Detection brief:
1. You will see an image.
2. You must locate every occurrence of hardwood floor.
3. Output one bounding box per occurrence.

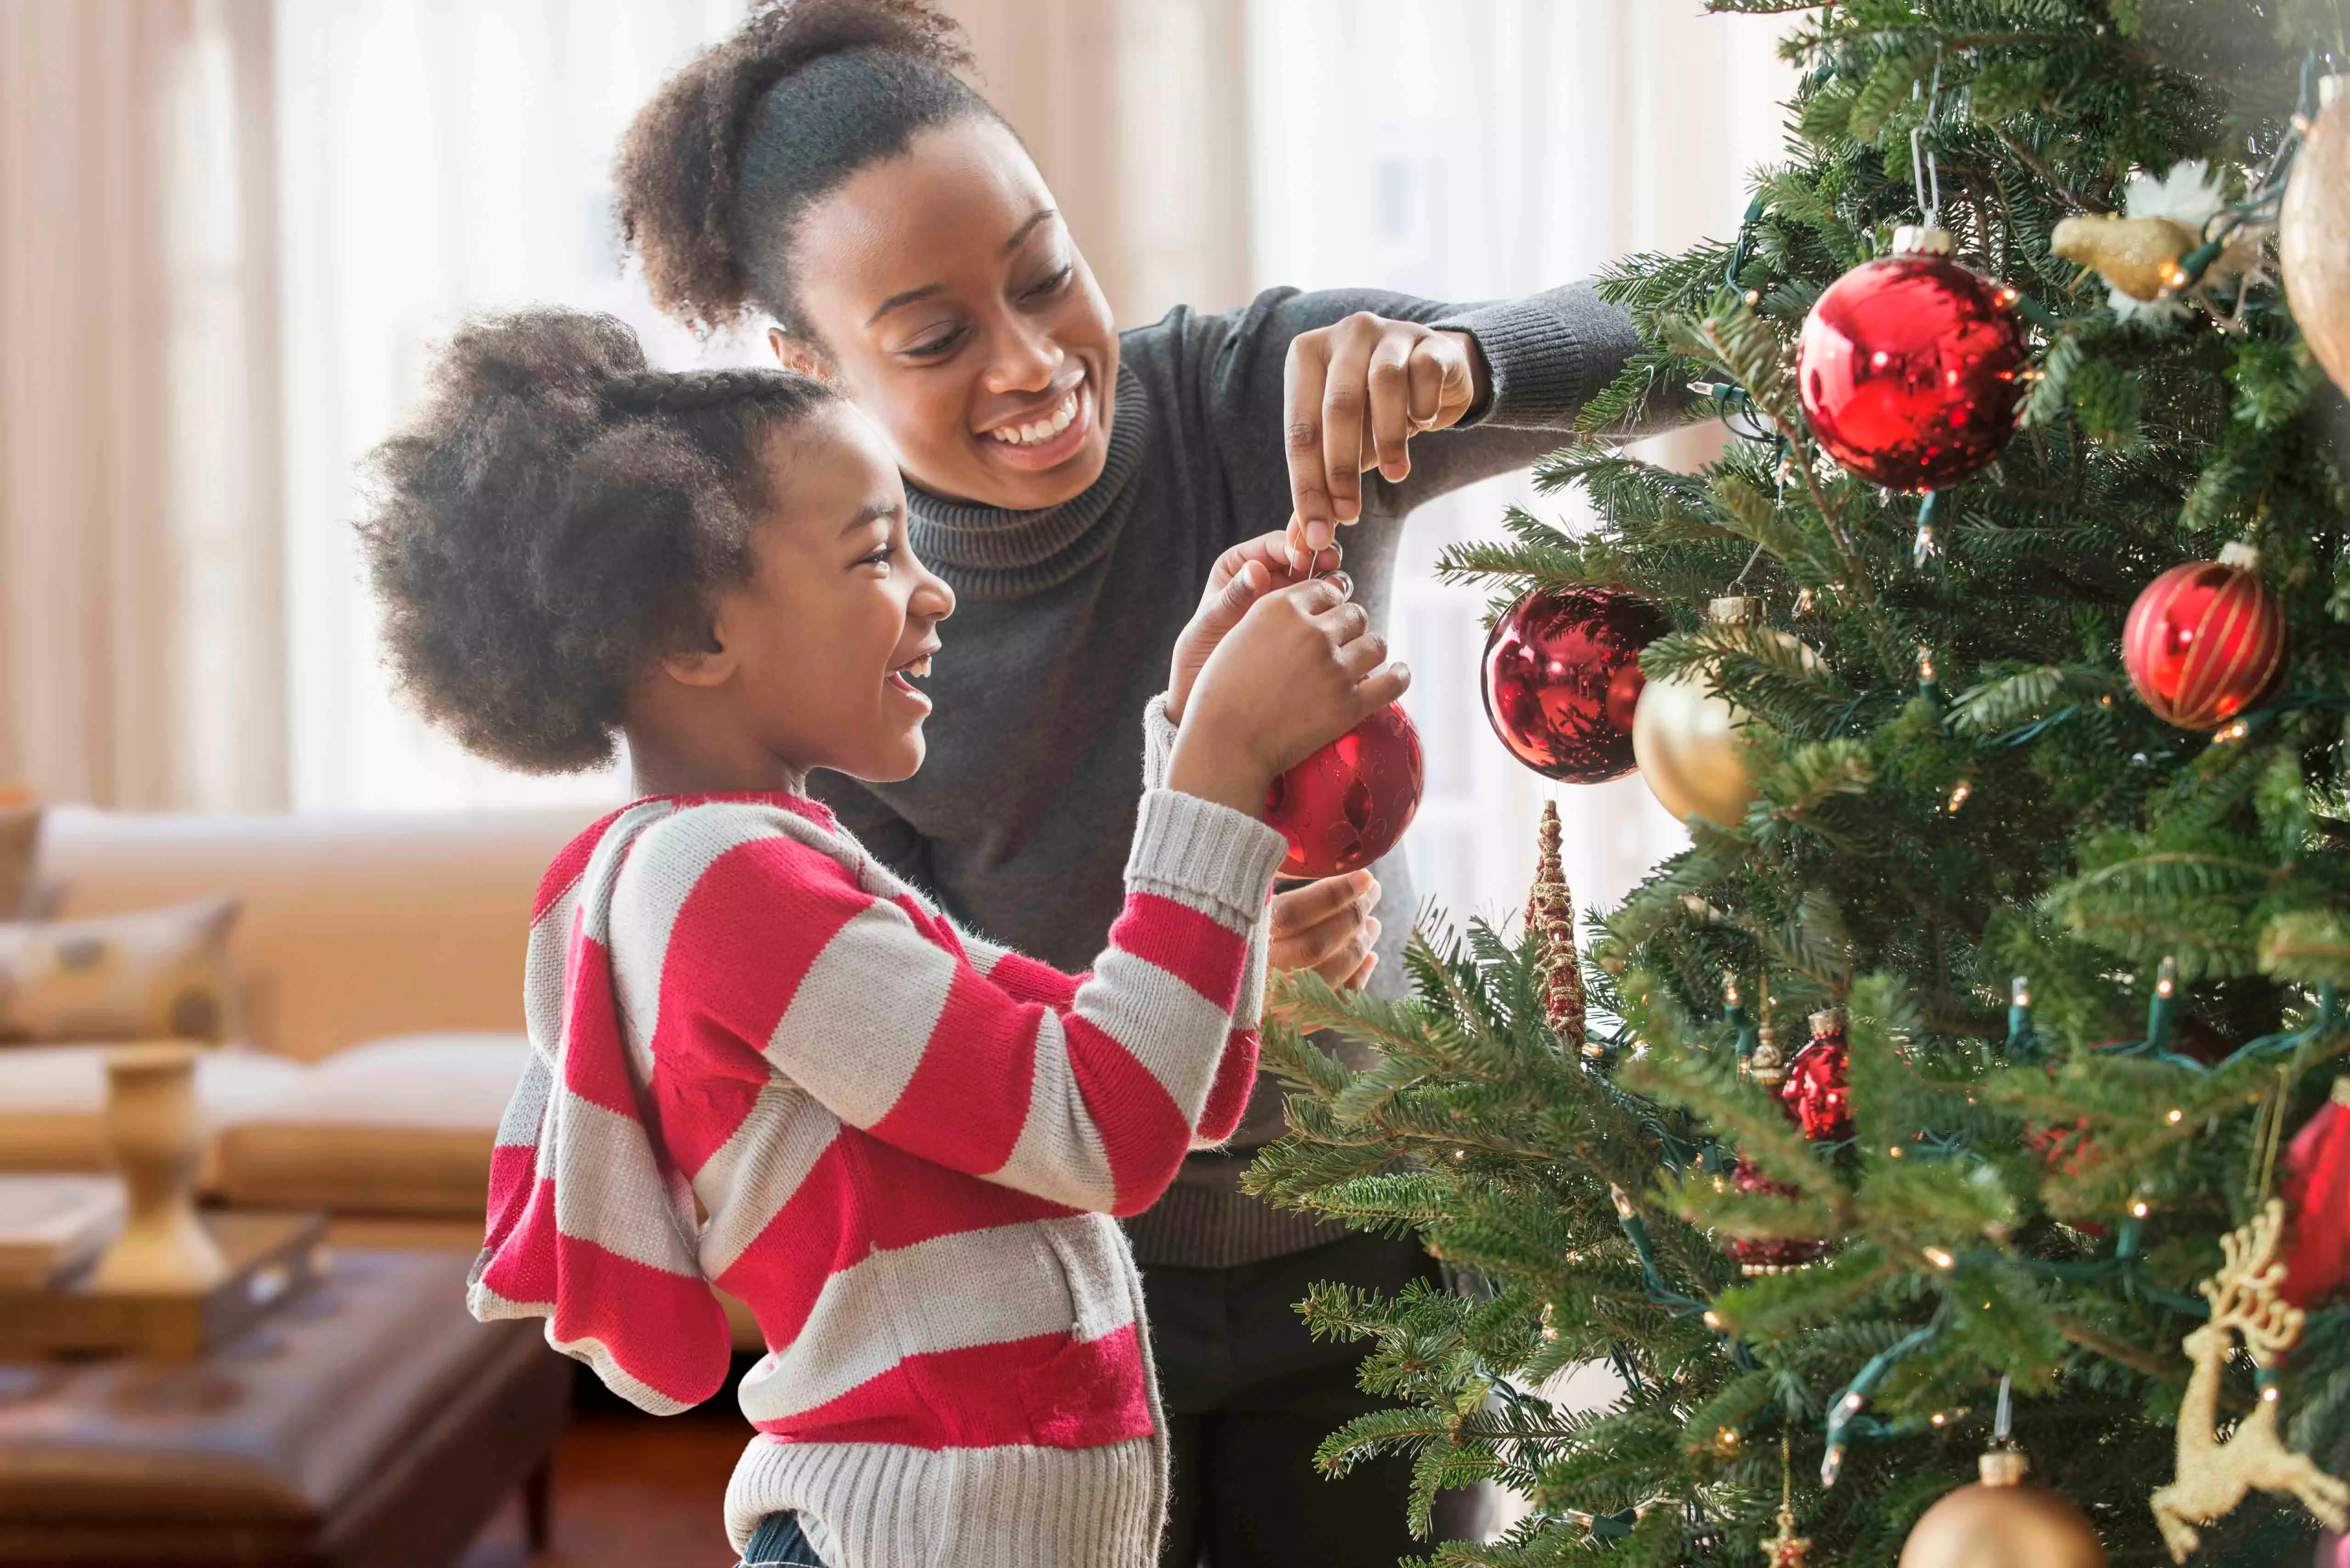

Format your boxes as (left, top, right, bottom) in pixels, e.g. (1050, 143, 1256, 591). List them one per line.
(460, 1391, 754, 1568)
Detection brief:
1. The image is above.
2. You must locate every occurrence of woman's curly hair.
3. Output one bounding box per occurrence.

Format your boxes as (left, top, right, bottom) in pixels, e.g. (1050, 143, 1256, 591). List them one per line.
(615, 0, 995, 339)
(356, 310, 836, 773)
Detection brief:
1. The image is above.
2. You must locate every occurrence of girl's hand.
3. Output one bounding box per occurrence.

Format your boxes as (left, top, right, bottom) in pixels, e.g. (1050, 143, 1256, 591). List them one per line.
(1167, 530, 1344, 725)
(1285, 314, 1486, 553)
(1167, 579, 1410, 818)
(1269, 869, 1382, 992)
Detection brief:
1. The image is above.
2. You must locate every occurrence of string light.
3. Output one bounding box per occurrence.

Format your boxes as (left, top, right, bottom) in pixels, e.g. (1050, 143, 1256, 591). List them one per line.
(1930, 1410, 1949, 1427)
(1913, 520, 1941, 567)
(1916, 645, 1938, 685)
(2131, 1199, 2151, 1218)
(1888, 1145, 1906, 1159)
(1922, 1247, 1955, 1269)
(1611, 1185, 1635, 1219)
(1703, 1309, 1724, 1330)
(2011, 977, 2031, 1009)
(2156, 956, 2177, 998)
(2214, 719, 2250, 744)
(1946, 780, 1972, 812)
(2167, 1108, 2185, 1124)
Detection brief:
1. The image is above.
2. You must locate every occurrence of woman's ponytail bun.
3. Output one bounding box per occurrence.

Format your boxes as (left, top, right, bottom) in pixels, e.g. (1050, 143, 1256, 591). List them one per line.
(615, 0, 991, 339)
(356, 310, 833, 773)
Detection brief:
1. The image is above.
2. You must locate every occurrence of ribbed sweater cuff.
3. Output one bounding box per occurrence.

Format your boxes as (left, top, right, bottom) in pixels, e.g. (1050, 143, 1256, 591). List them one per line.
(1125, 789, 1285, 931)
(1434, 285, 1625, 430)
(1140, 692, 1180, 793)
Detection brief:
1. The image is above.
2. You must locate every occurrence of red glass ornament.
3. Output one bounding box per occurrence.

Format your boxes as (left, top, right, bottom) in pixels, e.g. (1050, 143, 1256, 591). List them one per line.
(1481, 587, 1671, 784)
(2280, 1077, 2350, 1308)
(1782, 1021, 1852, 1143)
(1795, 250, 2028, 489)
(2122, 544, 2286, 731)
(1721, 1157, 1833, 1274)
(1264, 704, 1424, 880)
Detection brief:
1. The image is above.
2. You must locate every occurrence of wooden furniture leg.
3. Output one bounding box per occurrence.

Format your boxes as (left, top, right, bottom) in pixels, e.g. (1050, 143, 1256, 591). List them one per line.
(524, 1456, 554, 1553)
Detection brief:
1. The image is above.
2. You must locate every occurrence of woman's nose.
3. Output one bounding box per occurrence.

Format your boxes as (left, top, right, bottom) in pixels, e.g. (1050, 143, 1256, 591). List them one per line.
(986, 315, 1062, 393)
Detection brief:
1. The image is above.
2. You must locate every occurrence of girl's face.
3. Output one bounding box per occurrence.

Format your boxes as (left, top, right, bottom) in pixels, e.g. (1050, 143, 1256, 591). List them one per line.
(780, 118, 1119, 512)
(674, 403, 955, 784)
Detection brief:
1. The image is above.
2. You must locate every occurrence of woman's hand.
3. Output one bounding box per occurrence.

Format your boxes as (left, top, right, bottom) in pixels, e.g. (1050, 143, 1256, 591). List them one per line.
(1269, 869, 1382, 992)
(1285, 314, 1485, 553)
(1167, 578, 1410, 818)
(1167, 530, 1344, 725)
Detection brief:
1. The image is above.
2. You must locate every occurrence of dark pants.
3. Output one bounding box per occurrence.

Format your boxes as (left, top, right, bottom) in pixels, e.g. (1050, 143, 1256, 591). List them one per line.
(737, 1512, 824, 1567)
(1143, 1231, 1485, 1568)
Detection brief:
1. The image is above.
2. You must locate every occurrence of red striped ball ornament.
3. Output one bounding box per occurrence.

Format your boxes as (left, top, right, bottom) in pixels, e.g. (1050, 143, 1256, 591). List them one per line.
(2121, 541, 2285, 731)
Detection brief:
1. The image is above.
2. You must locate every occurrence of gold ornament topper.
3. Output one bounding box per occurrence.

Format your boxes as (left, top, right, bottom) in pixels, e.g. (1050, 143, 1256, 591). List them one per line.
(2149, 1199, 2350, 1562)
(1527, 801, 1591, 1057)
(2050, 214, 2200, 302)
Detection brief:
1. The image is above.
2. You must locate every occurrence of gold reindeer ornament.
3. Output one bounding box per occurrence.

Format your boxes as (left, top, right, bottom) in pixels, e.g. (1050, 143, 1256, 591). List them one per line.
(2149, 1199, 2350, 1562)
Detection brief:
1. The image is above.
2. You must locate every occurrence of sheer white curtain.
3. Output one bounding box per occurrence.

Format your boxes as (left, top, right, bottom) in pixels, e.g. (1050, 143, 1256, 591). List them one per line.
(1243, 0, 1799, 928)
(275, 0, 755, 812)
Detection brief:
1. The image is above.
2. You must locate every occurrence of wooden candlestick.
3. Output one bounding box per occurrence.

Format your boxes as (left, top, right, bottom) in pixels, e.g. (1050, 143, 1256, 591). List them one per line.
(89, 1043, 226, 1293)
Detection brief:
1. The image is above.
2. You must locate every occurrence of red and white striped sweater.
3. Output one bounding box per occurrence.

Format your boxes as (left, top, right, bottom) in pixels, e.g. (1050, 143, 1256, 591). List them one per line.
(468, 698, 1283, 1568)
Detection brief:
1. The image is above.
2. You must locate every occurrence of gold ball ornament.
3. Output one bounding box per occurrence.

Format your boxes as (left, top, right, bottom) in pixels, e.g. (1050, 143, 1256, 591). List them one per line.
(1631, 596, 1818, 827)
(2283, 76, 2350, 392)
(1898, 1450, 2106, 1568)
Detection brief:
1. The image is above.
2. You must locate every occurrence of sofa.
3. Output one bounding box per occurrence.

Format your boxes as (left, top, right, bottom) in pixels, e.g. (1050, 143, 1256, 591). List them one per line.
(0, 806, 585, 1246)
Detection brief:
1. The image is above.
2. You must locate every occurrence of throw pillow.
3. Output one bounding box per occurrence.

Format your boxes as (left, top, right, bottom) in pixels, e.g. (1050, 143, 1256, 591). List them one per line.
(0, 809, 36, 919)
(0, 898, 242, 1044)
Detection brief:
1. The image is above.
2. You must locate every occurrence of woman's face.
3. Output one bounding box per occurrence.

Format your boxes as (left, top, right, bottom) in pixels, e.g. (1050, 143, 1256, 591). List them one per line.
(691, 403, 956, 784)
(780, 118, 1119, 511)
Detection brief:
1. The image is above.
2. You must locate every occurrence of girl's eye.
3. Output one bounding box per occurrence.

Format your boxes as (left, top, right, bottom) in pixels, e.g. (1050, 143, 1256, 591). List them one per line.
(1024, 264, 1074, 303)
(859, 544, 898, 569)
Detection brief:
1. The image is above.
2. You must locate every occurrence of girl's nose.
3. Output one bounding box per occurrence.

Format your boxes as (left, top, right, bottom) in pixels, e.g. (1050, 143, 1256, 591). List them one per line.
(911, 560, 956, 622)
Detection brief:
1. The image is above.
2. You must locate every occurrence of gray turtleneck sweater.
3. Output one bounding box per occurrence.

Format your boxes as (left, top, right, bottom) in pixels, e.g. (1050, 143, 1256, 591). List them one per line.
(809, 283, 1644, 1267)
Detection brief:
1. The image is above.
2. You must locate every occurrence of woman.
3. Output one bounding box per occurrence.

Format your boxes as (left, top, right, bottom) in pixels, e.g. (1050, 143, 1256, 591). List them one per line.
(616, 3, 1653, 1560)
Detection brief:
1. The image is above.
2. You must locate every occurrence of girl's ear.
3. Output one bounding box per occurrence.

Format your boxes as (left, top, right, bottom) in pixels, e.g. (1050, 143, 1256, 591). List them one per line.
(659, 617, 738, 689)
(769, 327, 830, 382)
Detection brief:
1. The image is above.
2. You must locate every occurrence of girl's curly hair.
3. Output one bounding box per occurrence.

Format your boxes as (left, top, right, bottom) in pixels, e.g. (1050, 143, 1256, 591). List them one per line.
(615, 0, 995, 339)
(356, 309, 836, 773)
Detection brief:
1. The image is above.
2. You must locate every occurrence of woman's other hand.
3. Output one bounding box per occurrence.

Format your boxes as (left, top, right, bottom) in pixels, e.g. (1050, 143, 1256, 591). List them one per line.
(1268, 870, 1381, 992)
(1166, 530, 1344, 725)
(1284, 314, 1485, 553)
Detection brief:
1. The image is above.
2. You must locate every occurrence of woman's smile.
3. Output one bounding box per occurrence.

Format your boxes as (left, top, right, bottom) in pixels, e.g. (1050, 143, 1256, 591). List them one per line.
(974, 371, 1093, 473)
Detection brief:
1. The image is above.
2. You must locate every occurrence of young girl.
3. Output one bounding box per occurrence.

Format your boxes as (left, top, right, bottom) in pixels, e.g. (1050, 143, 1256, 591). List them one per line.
(614, 3, 1661, 1557)
(356, 309, 1404, 1568)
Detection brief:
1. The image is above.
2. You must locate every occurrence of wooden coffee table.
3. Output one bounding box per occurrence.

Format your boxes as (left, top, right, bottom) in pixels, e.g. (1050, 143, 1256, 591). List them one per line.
(0, 1248, 570, 1567)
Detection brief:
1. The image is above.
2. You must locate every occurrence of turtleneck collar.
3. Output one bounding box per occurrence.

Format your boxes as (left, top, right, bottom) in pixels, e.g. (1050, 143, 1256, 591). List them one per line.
(904, 365, 1152, 601)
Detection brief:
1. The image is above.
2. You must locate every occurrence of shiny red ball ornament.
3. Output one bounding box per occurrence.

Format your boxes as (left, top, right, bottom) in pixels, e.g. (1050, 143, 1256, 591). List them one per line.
(1481, 587, 1671, 784)
(1782, 1015, 1852, 1143)
(2122, 542, 2286, 731)
(2280, 1077, 2350, 1308)
(1264, 704, 1424, 880)
(1795, 227, 2029, 490)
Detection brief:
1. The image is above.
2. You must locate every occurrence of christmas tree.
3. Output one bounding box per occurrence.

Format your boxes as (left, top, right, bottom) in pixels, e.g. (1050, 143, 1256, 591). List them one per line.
(1244, 4, 2350, 1565)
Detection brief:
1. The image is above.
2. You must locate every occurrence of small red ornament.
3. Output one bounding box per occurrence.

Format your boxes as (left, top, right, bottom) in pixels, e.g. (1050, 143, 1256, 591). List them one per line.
(1722, 1157, 1834, 1275)
(1795, 227, 2029, 490)
(1481, 587, 1670, 784)
(2280, 1077, 2350, 1308)
(1264, 704, 1424, 879)
(1782, 1011, 1852, 1142)
(2121, 542, 2286, 731)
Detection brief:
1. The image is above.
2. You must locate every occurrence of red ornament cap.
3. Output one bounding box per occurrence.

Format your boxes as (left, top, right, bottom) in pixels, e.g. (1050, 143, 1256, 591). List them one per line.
(1264, 703, 1425, 880)
(2280, 1077, 2350, 1308)
(1481, 587, 1670, 784)
(2122, 542, 2287, 730)
(1796, 250, 2029, 490)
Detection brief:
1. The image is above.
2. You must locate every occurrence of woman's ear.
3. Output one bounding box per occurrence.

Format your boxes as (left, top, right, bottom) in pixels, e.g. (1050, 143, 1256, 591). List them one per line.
(769, 327, 830, 382)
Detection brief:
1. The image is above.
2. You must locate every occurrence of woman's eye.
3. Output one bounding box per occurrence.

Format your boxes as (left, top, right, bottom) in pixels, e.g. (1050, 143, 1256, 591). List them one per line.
(1024, 265, 1074, 302)
(901, 327, 966, 361)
